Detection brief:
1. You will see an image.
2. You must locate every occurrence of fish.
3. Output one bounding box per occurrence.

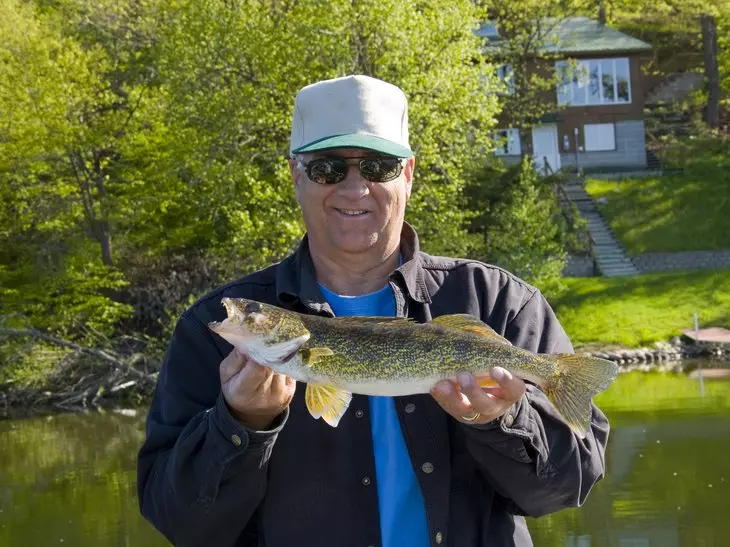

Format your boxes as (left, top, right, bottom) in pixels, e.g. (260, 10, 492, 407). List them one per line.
(208, 297, 618, 437)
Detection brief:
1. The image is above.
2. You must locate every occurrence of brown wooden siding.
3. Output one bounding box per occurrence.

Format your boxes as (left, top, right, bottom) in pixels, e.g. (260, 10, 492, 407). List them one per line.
(496, 52, 649, 156)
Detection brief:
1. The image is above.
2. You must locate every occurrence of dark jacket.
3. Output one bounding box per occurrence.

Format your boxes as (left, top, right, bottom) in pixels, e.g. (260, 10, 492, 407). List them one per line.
(137, 223, 609, 547)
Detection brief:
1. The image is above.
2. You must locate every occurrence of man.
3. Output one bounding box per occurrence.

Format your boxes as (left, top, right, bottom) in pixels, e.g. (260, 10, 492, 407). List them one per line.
(138, 75, 610, 547)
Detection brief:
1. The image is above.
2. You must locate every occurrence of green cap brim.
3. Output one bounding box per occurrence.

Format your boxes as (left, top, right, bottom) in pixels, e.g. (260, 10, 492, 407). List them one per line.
(292, 134, 412, 158)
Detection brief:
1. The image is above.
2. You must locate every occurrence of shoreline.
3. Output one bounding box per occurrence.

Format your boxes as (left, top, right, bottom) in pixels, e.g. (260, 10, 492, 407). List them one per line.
(3, 343, 728, 418)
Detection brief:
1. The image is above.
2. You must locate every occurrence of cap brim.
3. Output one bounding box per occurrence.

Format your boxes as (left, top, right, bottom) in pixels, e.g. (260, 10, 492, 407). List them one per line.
(292, 134, 412, 158)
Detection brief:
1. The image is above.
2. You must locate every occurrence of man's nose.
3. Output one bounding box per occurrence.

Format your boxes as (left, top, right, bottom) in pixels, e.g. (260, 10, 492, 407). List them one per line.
(336, 164, 370, 197)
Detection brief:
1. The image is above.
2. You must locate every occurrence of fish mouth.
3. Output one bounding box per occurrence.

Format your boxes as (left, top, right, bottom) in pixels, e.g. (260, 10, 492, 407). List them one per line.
(221, 297, 243, 321)
(208, 298, 251, 338)
(208, 316, 257, 353)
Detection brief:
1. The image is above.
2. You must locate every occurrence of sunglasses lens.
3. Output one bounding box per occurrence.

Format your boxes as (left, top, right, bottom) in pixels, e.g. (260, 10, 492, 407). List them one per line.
(360, 158, 402, 182)
(304, 157, 403, 184)
(307, 158, 347, 184)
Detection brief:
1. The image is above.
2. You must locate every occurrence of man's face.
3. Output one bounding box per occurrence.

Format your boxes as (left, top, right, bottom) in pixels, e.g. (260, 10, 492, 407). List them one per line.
(290, 148, 415, 259)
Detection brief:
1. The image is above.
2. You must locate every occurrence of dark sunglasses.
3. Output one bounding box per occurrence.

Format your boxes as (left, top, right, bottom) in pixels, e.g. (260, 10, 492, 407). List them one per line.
(298, 156, 405, 185)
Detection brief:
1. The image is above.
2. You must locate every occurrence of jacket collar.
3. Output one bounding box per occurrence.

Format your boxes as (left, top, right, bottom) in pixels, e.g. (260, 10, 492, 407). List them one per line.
(275, 221, 431, 309)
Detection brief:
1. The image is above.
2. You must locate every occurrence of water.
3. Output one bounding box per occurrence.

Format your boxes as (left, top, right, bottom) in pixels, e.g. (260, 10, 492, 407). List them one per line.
(1, 370, 729, 547)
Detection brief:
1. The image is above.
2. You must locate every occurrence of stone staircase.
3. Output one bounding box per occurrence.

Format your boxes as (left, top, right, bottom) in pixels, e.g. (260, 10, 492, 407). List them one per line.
(645, 72, 705, 106)
(563, 180, 639, 277)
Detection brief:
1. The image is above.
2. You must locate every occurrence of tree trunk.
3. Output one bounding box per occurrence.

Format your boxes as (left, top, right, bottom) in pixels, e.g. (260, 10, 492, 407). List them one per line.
(701, 14, 720, 128)
(98, 222, 114, 267)
(597, 0, 606, 26)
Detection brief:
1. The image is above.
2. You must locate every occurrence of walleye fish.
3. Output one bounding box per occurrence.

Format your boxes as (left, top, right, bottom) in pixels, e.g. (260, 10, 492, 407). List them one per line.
(208, 297, 618, 437)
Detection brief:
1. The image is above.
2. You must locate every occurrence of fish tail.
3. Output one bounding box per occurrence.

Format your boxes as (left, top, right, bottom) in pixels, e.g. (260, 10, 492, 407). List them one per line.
(540, 354, 619, 438)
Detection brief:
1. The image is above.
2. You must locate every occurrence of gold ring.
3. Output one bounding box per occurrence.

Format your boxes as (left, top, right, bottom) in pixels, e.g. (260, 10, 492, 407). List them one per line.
(461, 412, 480, 422)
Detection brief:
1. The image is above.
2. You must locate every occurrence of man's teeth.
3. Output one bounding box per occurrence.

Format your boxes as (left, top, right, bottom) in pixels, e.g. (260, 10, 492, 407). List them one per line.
(340, 209, 367, 215)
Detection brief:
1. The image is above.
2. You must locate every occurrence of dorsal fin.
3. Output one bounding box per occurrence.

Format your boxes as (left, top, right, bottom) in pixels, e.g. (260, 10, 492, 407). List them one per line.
(431, 314, 512, 345)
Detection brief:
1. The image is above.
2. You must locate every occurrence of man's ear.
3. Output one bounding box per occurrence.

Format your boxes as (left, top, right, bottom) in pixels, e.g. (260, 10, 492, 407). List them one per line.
(403, 157, 416, 201)
(289, 157, 302, 200)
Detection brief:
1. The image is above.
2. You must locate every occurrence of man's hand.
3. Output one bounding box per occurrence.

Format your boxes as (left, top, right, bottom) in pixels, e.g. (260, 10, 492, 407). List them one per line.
(430, 367, 526, 426)
(220, 349, 297, 431)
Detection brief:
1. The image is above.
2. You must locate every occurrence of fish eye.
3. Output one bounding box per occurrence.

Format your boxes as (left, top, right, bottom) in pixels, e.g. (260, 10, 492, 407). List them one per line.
(244, 301, 262, 314)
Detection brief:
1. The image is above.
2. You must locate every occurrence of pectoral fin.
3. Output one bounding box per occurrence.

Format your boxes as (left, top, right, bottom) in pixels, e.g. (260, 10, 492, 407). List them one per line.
(305, 383, 353, 427)
(301, 347, 335, 366)
(432, 314, 511, 345)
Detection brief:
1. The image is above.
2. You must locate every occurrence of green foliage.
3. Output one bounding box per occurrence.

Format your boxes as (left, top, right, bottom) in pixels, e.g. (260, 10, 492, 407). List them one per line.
(553, 270, 730, 347)
(0, 0, 510, 355)
(155, 0, 500, 261)
(465, 157, 587, 293)
(606, 0, 730, 117)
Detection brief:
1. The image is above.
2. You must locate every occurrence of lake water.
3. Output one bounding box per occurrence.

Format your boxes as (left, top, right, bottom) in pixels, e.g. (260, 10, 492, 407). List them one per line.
(1, 370, 729, 547)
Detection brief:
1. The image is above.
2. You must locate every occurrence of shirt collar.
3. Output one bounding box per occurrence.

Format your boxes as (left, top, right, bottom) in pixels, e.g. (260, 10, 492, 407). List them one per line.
(275, 221, 431, 309)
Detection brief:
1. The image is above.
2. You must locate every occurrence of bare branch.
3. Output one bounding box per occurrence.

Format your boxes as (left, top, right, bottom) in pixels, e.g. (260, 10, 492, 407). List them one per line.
(0, 328, 157, 385)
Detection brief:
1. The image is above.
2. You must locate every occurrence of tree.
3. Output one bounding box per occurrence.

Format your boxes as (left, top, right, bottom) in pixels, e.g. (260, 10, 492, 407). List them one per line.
(605, 0, 729, 126)
(701, 14, 721, 127)
(480, 0, 590, 132)
(1, 0, 505, 335)
(0, 0, 138, 333)
(464, 158, 587, 293)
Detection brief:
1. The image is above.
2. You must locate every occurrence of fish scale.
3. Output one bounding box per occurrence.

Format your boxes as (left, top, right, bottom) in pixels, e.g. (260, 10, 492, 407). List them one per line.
(301, 316, 551, 383)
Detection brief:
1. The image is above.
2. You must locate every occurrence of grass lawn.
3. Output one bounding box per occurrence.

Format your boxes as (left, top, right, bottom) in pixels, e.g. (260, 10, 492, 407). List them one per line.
(584, 138, 730, 255)
(551, 269, 730, 348)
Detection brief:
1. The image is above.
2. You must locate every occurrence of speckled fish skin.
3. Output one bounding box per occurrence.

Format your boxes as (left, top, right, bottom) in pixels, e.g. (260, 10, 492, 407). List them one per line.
(208, 297, 619, 435)
(297, 313, 551, 390)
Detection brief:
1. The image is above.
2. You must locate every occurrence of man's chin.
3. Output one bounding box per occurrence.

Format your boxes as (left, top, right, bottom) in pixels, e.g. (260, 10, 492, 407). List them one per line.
(329, 233, 379, 255)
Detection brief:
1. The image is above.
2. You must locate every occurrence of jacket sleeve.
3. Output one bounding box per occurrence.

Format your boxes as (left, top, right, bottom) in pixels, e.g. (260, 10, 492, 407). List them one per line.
(137, 311, 284, 546)
(463, 290, 610, 517)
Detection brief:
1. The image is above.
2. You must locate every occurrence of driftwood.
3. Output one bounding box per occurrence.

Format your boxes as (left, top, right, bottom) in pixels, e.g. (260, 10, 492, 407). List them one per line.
(0, 327, 158, 412)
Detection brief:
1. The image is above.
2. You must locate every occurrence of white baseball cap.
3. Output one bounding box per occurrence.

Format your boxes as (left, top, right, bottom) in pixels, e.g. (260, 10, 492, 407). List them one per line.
(290, 75, 412, 158)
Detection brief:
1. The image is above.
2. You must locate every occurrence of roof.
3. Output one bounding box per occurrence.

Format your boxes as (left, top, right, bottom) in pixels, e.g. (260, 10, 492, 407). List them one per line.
(478, 17, 653, 55)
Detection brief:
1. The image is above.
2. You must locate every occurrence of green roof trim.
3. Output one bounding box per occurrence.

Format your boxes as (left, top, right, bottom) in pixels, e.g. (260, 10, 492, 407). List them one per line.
(479, 17, 653, 55)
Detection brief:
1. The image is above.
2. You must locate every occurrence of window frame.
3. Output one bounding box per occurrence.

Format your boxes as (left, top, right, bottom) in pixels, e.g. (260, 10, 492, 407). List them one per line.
(583, 123, 616, 152)
(556, 57, 632, 107)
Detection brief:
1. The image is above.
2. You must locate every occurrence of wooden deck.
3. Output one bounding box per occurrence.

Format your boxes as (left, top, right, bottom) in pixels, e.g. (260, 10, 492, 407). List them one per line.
(689, 368, 730, 379)
(681, 327, 730, 345)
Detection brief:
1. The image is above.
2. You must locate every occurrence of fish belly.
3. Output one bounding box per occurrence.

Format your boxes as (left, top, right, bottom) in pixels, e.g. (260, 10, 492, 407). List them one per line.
(335, 376, 445, 397)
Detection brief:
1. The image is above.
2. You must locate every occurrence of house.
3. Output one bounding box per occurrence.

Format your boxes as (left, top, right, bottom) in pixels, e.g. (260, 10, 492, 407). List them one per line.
(479, 17, 653, 173)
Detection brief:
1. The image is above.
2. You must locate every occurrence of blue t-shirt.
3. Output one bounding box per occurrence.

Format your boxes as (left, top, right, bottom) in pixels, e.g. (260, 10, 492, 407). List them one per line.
(318, 283, 429, 547)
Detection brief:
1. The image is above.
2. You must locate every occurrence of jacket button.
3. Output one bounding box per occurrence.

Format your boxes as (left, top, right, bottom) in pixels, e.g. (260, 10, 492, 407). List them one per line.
(405, 403, 416, 413)
(231, 434, 242, 446)
(503, 413, 515, 427)
(421, 462, 434, 474)
(362, 476, 371, 486)
(435, 531, 443, 544)
(355, 410, 364, 418)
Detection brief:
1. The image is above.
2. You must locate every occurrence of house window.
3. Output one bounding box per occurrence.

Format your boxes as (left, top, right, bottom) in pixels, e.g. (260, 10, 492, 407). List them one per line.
(497, 64, 515, 95)
(494, 129, 521, 156)
(584, 123, 616, 151)
(557, 58, 631, 106)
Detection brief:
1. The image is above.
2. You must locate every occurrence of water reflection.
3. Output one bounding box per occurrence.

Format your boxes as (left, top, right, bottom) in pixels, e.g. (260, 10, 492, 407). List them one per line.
(0, 410, 169, 547)
(0, 370, 728, 547)
(527, 370, 730, 547)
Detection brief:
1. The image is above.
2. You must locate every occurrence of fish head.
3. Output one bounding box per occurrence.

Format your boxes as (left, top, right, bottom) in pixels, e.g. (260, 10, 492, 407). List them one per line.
(208, 298, 311, 364)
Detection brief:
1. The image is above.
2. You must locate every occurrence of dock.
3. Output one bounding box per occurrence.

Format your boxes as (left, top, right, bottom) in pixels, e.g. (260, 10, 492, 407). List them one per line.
(681, 327, 730, 346)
